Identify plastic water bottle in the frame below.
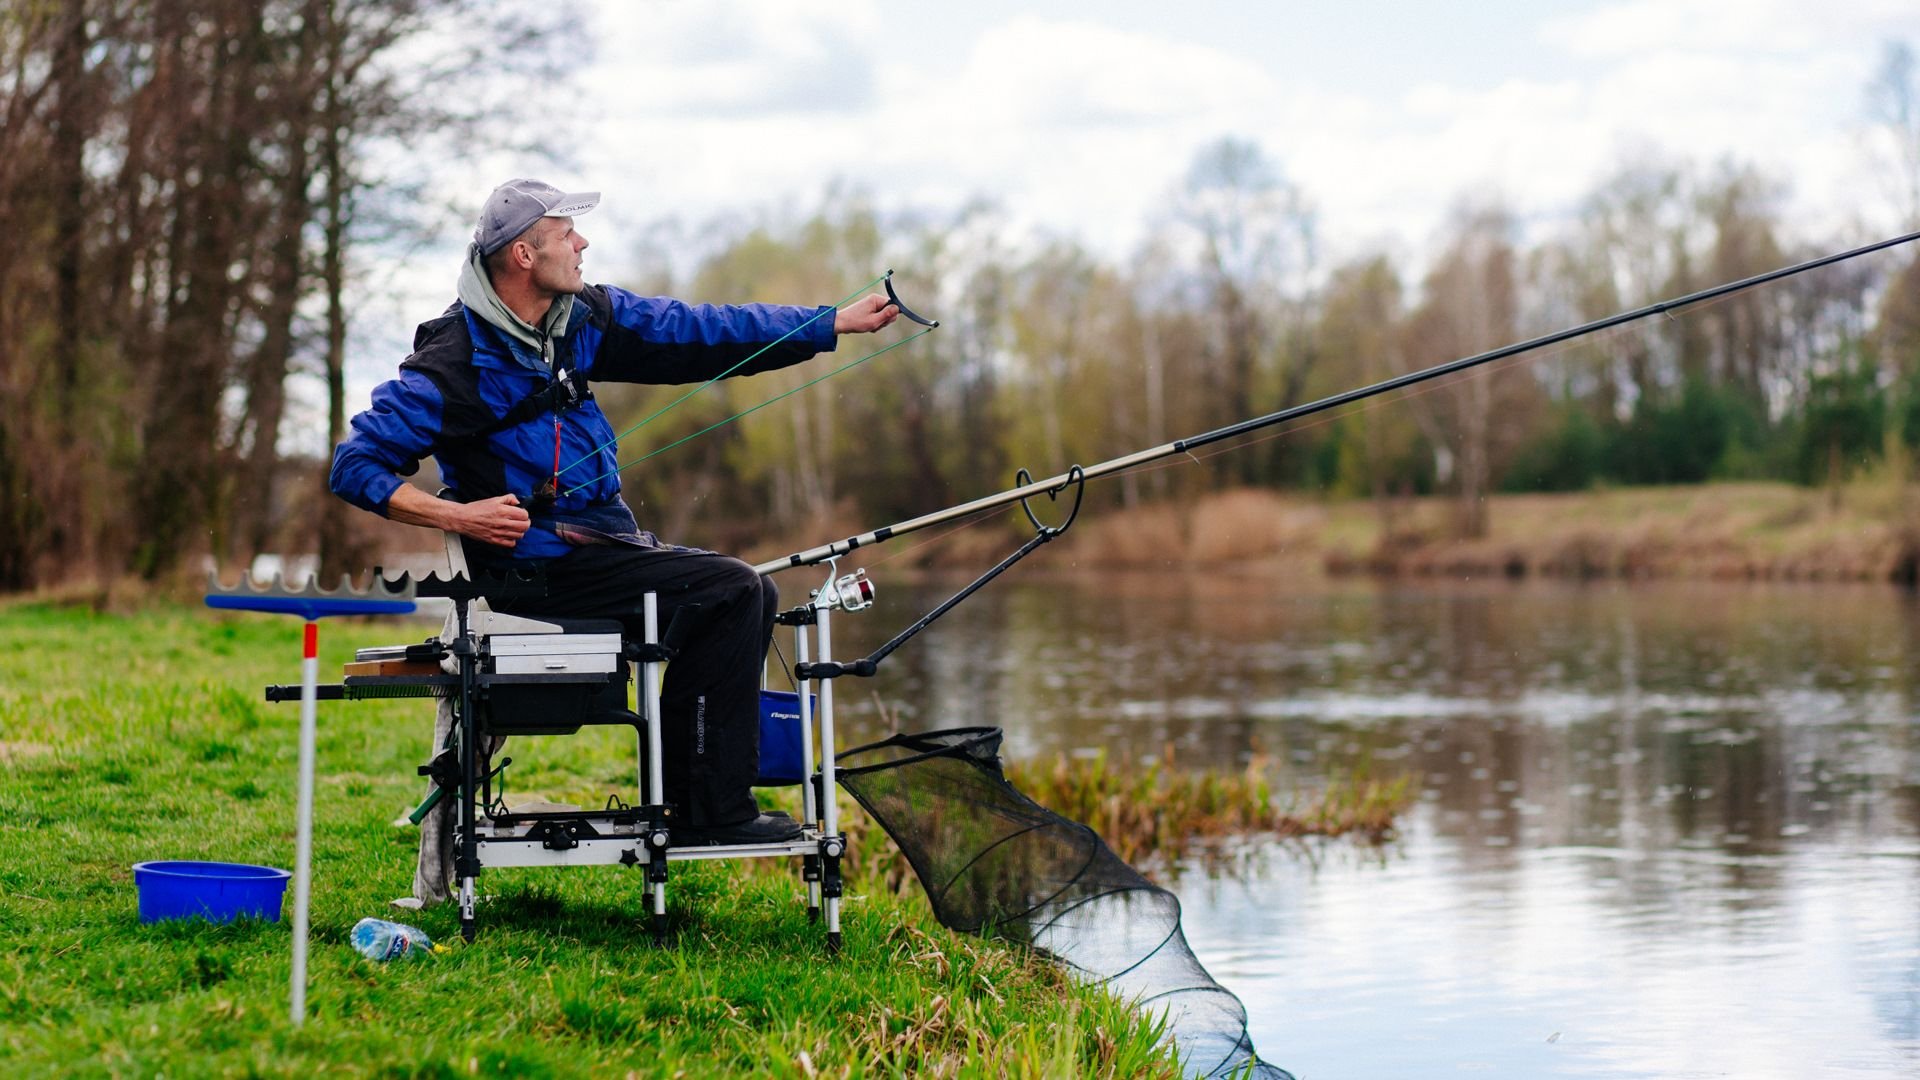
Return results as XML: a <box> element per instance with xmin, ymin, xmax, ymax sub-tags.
<box><xmin>350</xmin><ymin>917</ymin><xmax>436</xmax><ymax>961</ymax></box>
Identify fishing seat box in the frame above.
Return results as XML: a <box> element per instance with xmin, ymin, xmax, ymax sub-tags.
<box><xmin>481</xmin><ymin>618</ymin><xmax>632</xmax><ymax>737</ymax></box>
<box><xmin>482</xmin><ymin>629</ymin><xmax>810</xmax><ymax>784</ymax></box>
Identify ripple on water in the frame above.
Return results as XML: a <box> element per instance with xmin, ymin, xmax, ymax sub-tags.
<box><xmin>858</xmin><ymin>576</ymin><xmax>1920</xmax><ymax>1078</ymax></box>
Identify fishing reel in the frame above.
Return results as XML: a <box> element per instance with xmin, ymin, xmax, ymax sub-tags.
<box><xmin>814</xmin><ymin>565</ymin><xmax>875</xmax><ymax>613</ymax></box>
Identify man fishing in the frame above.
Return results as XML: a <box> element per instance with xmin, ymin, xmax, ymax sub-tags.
<box><xmin>330</xmin><ymin>179</ymin><xmax>899</xmax><ymax>860</ymax></box>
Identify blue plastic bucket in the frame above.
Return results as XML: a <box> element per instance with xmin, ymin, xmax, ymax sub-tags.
<box><xmin>757</xmin><ymin>690</ymin><xmax>813</xmax><ymax>786</ymax></box>
<box><xmin>132</xmin><ymin>861</ymin><xmax>292</xmax><ymax>924</ymax></box>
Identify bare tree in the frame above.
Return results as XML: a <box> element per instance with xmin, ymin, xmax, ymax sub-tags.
<box><xmin>1402</xmin><ymin>203</ymin><xmax>1530</xmax><ymax>539</ymax></box>
<box><xmin>1561</xmin><ymin>157</ymin><xmax>1694</xmax><ymax>418</ymax></box>
<box><xmin>1167</xmin><ymin>137</ymin><xmax>1317</xmax><ymax>486</ymax></box>
<box><xmin>0</xmin><ymin>0</ymin><xmax>573</xmax><ymax>589</ymax></box>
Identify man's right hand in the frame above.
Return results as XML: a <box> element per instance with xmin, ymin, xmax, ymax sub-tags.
<box><xmin>384</xmin><ymin>484</ymin><xmax>531</xmax><ymax>548</ymax></box>
<box><xmin>455</xmin><ymin>494</ymin><xmax>531</xmax><ymax>548</ymax></box>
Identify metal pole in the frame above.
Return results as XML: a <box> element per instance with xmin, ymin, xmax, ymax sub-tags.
<box><xmin>795</xmin><ymin>624</ymin><xmax>820</xmax><ymax>918</ymax></box>
<box><xmin>455</xmin><ymin>601</ymin><xmax>478</xmax><ymax>942</ymax></box>
<box><xmin>795</xmin><ymin>626</ymin><xmax>818</xmax><ymax>828</ymax></box>
<box><xmin>816</xmin><ymin>606</ymin><xmax>840</xmax><ymax>943</ymax></box>
<box><xmin>754</xmin><ymin>229</ymin><xmax>1920</xmax><ymax>576</ymax></box>
<box><xmin>643</xmin><ymin>594</ymin><xmax>666</xmax><ymax>926</ymax></box>
<box><xmin>643</xmin><ymin>594</ymin><xmax>665</xmax><ymax>810</ymax></box>
<box><xmin>290</xmin><ymin>620</ymin><xmax>318</xmax><ymax>1026</ymax></box>
<box><xmin>816</xmin><ymin>607</ymin><xmax>837</xmax><ymax>842</ymax></box>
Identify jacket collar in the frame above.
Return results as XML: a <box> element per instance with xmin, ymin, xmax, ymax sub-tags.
<box><xmin>455</xmin><ymin>243</ymin><xmax>577</xmax><ymax>374</ymax></box>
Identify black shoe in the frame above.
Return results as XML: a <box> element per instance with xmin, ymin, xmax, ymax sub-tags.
<box><xmin>670</xmin><ymin>812</ymin><xmax>803</xmax><ymax>847</ymax></box>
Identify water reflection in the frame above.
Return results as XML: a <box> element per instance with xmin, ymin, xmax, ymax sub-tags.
<box><xmin>811</xmin><ymin>569</ymin><xmax>1920</xmax><ymax>1077</ymax></box>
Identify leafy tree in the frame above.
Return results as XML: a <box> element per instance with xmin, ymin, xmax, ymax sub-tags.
<box><xmin>1606</xmin><ymin>379</ymin><xmax>1765</xmax><ymax>485</ymax></box>
<box><xmin>1797</xmin><ymin>360</ymin><xmax>1885</xmax><ymax>486</ymax></box>
<box><xmin>1501</xmin><ymin>405</ymin><xmax>1604</xmax><ymax>492</ymax></box>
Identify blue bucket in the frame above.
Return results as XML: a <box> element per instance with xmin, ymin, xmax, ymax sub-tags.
<box><xmin>132</xmin><ymin>861</ymin><xmax>292</xmax><ymax>924</ymax></box>
<box><xmin>757</xmin><ymin>689</ymin><xmax>813</xmax><ymax>786</ymax></box>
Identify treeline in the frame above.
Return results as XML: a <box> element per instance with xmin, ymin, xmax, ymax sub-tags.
<box><xmin>0</xmin><ymin>0</ymin><xmax>563</xmax><ymax>590</ymax></box>
<box><xmin>2</xmin><ymin>8</ymin><xmax>1918</xmax><ymax>588</ymax></box>
<box><xmin>615</xmin><ymin>139</ymin><xmax>1920</xmax><ymax>555</ymax></box>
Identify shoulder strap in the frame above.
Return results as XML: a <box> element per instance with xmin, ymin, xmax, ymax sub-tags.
<box><xmin>465</xmin><ymin>350</ymin><xmax>596</xmax><ymax>444</ymax></box>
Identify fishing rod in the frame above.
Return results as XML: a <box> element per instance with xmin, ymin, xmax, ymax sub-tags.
<box><xmin>754</xmin><ymin>228</ymin><xmax>1920</xmax><ymax>576</ymax></box>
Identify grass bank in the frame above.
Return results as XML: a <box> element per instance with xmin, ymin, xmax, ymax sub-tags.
<box><xmin>1048</xmin><ymin>477</ymin><xmax>1920</xmax><ymax>583</ymax></box>
<box><xmin>0</xmin><ymin>604</ymin><xmax>1393</xmax><ymax>1076</ymax></box>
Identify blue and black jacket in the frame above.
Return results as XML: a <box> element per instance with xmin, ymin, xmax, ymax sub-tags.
<box><xmin>329</xmin><ymin>284</ymin><xmax>836</xmax><ymax>560</ymax></box>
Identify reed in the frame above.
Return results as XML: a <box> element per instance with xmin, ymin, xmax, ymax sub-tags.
<box><xmin>1003</xmin><ymin>751</ymin><xmax>1413</xmax><ymax>866</ymax></box>
<box><xmin>893</xmin><ymin>478</ymin><xmax>1920</xmax><ymax>584</ymax></box>
<box><xmin>748</xmin><ymin>750</ymin><xmax>1411</xmax><ymax>904</ymax></box>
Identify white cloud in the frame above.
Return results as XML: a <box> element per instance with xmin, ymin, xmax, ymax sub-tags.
<box><xmin>928</xmin><ymin>15</ymin><xmax>1277</xmax><ymax>130</ymax></box>
<box><xmin>860</xmin><ymin>17</ymin><xmax>1282</xmax><ymax>251</ymax></box>
<box><xmin>1259</xmin><ymin>1</ymin><xmax>1914</xmax><ymax>262</ymax></box>
<box><xmin>1541</xmin><ymin>0</ymin><xmax>1918</xmax><ymax>56</ymax></box>
<box><xmin>565</xmin><ymin>8</ymin><xmax>1293</xmax><ymax>267</ymax></box>
<box><xmin>582</xmin><ymin>0</ymin><xmax>885</xmax><ymax>116</ymax></box>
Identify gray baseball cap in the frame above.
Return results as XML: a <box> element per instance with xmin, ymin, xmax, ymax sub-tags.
<box><xmin>473</xmin><ymin>179</ymin><xmax>600</xmax><ymax>256</ymax></box>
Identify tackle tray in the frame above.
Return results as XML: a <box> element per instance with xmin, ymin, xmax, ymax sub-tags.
<box><xmin>486</xmin><ymin>632</ymin><xmax>621</xmax><ymax>675</ymax></box>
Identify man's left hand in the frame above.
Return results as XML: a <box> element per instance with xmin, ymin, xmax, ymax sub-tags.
<box><xmin>834</xmin><ymin>294</ymin><xmax>899</xmax><ymax>334</ymax></box>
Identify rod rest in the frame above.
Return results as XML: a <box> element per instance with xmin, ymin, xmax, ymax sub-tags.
<box><xmin>402</xmin><ymin>639</ymin><xmax>449</xmax><ymax>662</ymax></box>
<box><xmin>266</xmin><ymin>683</ymin><xmax>347</xmax><ymax>702</ymax></box>
<box><xmin>783</xmin><ymin>465</ymin><xmax>1085</xmax><ymax>686</ymax></box>
<box><xmin>773</xmin><ymin>605</ymin><xmax>817</xmax><ymax>627</ymax></box>
<box><xmin>793</xmin><ymin>659</ymin><xmax>877</xmax><ymax>680</ymax></box>
<box><xmin>624</xmin><ymin>641</ymin><xmax>677</xmax><ymax>663</ymax></box>
<box><xmin>381</xmin><ymin>566</ymin><xmax>549</xmax><ymax>602</ymax></box>
<box><xmin>623</xmin><ymin>603</ymin><xmax>700</xmax><ymax>663</ymax></box>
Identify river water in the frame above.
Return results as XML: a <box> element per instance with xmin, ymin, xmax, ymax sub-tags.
<box><xmin>809</xmin><ymin>568</ymin><xmax>1920</xmax><ymax>1080</ymax></box>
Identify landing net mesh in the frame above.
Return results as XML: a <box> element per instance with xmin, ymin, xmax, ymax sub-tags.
<box><xmin>838</xmin><ymin>726</ymin><xmax>1292</xmax><ymax>1080</ymax></box>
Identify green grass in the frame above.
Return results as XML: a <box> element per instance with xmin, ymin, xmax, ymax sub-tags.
<box><xmin>0</xmin><ymin>603</ymin><xmax>1183</xmax><ymax>1078</ymax></box>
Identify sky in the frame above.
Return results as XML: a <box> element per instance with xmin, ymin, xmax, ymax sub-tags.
<box><xmin>553</xmin><ymin>0</ymin><xmax>1918</xmax><ymax>270</ymax></box>
<box><xmin>335</xmin><ymin>0</ymin><xmax>1920</xmax><ymax>425</ymax></box>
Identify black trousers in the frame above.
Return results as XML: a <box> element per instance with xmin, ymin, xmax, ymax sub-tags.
<box><xmin>484</xmin><ymin>544</ymin><xmax>778</xmax><ymax>827</ymax></box>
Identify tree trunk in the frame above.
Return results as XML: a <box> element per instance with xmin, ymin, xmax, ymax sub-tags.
<box><xmin>1142</xmin><ymin>324</ymin><xmax>1168</xmax><ymax>501</ymax></box>
<box><xmin>50</xmin><ymin>4</ymin><xmax>87</xmax><ymax>427</ymax></box>
<box><xmin>1458</xmin><ymin>375</ymin><xmax>1491</xmax><ymax>539</ymax></box>
<box><xmin>239</xmin><ymin>134</ymin><xmax>314</xmax><ymax>561</ymax></box>
<box><xmin>317</xmin><ymin>0</ymin><xmax>362</xmax><ymax>581</ymax></box>
<box><xmin>139</xmin><ymin>5</ymin><xmax>272</xmax><ymax>579</ymax></box>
